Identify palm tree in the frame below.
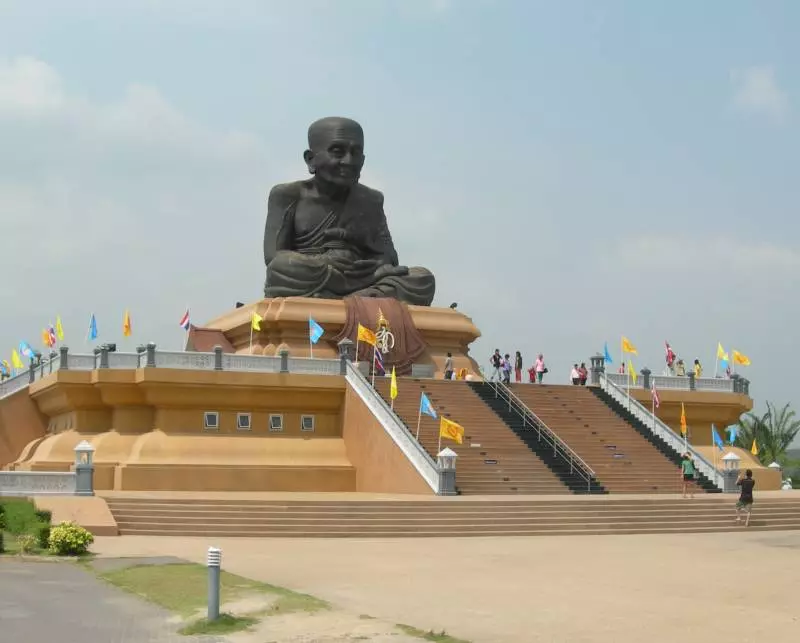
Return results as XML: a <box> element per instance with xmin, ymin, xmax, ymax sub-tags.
<box><xmin>735</xmin><ymin>402</ymin><xmax>800</xmax><ymax>466</ymax></box>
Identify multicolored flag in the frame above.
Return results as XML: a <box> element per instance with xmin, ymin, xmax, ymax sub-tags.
<box><xmin>18</xmin><ymin>342</ymin><xmax>34</xmax><ymax>360</ymax></box>
<box><xmin>373</xmin><ymin>347</ymin><xmax>385</xmax><ymax>374</ymax></box>
<box><xmin>651</xmin><ymin>383</ymin><xmax>661</xmax><ymax>409</ymax></box>
<box><xmin>48</xmin><ymin>325</ymin><xmax>57</xmax><ymax>348</ymax></box>
<box><xmin>179</xmin><ymin>310</ymin><xmax>191</xmax><ymax>331</ymax></box>
<box><xmin>665</xmin><ymin>341</ymin><xmax>676</xmax><ymax>367</ymax></box>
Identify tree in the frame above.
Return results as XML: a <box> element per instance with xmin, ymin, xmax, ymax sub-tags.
<box><xmin>735</xmin><ymin>402</ymin><xmax>800</xmax><ymax>466</ymax></box>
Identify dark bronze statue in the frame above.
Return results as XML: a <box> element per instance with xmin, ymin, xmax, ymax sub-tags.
<box><xmin>263</xmin><ymin>117</ymin><xmax>435</xmax><ymax>306</ymax></box>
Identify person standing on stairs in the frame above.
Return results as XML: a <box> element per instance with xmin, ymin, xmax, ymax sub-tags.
<box><xmin>443</xmin><ymin>352</ymin><xmax>454</xmax><ymax>381</ymax></box>
<box><xmin>578</xmin><ymin>362</ymin><xmax>588</xmax><ymax>385</ymax></box>
<box><xmin>514</xmin><ymin>351</ymin><xmax>523</xmax><ymax>383</ymax></box>
<box><xmin>534</xmin><ymin>353</ymin><xmax>547</xmax><ymax>384</ymax></box>
<box><xmin>489</xmin><ymin>349</ymin><xmax>502</xmax><ymax>381</ymax></box>
<box><xmin>693</xmin><ymin>359</ymin><xmax>703</xmax><ymax>379</ymax></box>
<box><xmin>502</xmin><ymin>353</ymin><xmax>513</xmax><ymax>384</ymax></box>
<box><xmin>680</xmin><ymin>453</ymin><xmax>697</xmax><ymax>499</ymax></box>
<box><xmin>570</xmin><ymin>364</ymin><xmax>580</xmax><ymax>385</ymax></box>
<box><xmin>735</xmin><ymin>469</ymin><xmax>755</xmax><ymax>527</ymax></box>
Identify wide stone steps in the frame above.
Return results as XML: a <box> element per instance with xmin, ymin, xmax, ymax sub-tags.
<box><xmin>105</xmin><ymin>497</ymin><xmax>800</xmax><ymax>537</ymax></box>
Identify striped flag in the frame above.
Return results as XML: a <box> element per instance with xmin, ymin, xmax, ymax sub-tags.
<box><xmin>651</xmin><ymin>382</ymin><xmax>661</xmax><ymax>409</ymax></box>
<box><xmin>373</xmin><ymin>347</ymin><xmax>385</xmax><ymax>375</ymax></box>
<box><xmin>179</xmin><ymin>310</ymin><xmax>191</xmax><ymax>331</ymax></box>
<box><xmin>665</xmin><ymin>341</ymin><xmax>676</xmax><ymax>367</ymax></box>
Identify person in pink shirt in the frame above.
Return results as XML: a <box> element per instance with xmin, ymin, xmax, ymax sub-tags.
<box><xmin>534</xmin><ymin>354</ymin><xmax>546</xmax><ymax>383</ymax></box>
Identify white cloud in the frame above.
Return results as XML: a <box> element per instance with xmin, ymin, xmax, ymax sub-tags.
<box><xmin>730</xmin><ymin>66</ymin><xmax>789</xmax><ymax>121</ymax></box>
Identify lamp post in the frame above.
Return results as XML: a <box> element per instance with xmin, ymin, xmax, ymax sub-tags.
<box><xmin>73</xmin><ymin>440</ymin><xmax>95</xmax><ymax>496</ymax></box>
<box><xmin>207</xmin><ymin>546</ymin><xmax>222</xmax><ymax>621</ymax></box>
<box><xmin>721</xmin><ymin>452</ymin><xmax>741</xmax><ymax>493</ymax></box>
<box><xmin>437</xmin><ymin>447</ymin><xmax>458</xmax><ymax>496</ymax></box>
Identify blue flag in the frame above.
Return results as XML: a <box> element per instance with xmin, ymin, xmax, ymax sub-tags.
<box><xmin>308</xmin><ymin>318</ymin><xmax>324</xmax><ymax>344</ymax></box>
<box><xmin>88</xmin><ymin>314</ymin><xmax>98</xmax><ymax>341</ymax></box>
<box><xmin>603</xmin><ymin>342</ymin><xmax>613</xmax><ymax>364</ymax></box>
<box><xmin>18</xmin><ymin>341</ymin><xmax>34</xmax><ymax>359</ymax></box>
<box><xmin>711</xmin><ymin>424</ymin><xmax>725</xmax><ymax>451</ymax></box>
<box><xmin>419</xmin><ymin>392</ymin><xmax>437</xmax><ymax>419</ymax></box>
<box><xmin>726</xmin><ymin>425</ymin><xmax>738</xmax><ymax>445</ymax></box>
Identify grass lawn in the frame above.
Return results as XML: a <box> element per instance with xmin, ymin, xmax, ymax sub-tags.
<box><xmin>0</xmin><ymin>498</ymin><xmax>50</xmax><ymax>555</ymax></box>
<box><xmin>97</xmin><ymin>562</ymin><xmax>329</xmax><ymax>618</ymax></box>
<box><xmin>397</xmin><ymin>624</ymin><xmax>472</xmax><ymax>643</ymax></box>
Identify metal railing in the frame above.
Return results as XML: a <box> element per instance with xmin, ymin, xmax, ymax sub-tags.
<box><xmin>605</xmin><ymin>372</ymin><xmax>738</xmax><ymax>393</ymax></box>
<box><xmin>345</xmin><ymin>361</ymin><xmax>441</xmax><ymax>493</ymax></box>
<box><xmin>599</xmin><ymin>372</ymin><xmax>722</xmax><ymax>490</ymax></box>
<box><xmin>486</xmin><ymin>380</ymin><xmax>597</xmax><ymax>492</ymax></box>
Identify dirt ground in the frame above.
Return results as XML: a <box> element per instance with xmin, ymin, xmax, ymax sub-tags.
<box><xmin>92</xmin><ymin>529</ymin><xmax>800</xmax><ymax>643</ymax></box>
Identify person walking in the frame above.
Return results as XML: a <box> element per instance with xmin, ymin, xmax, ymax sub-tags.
<box><xmin>514</xmin><ymin>351</ymin><xmax>523</xmax><ymax>383</ymax></box>
<box><xmin>570</xmin><ymin>364</ymin><xmax>580</xmax><ymax>385</ymax></box>
<box><xmin>680</xmin><ymin>453</ymin><xmax>696</xmax><ymax>499</ymax></box>
<box><xmin>735</xmin><ymin>469</ymin><xmax>756</xmax><ymax>527</ymax></box>
<box><xmin>502</xmin><ymin>353</ymin><xmax>513</xmax><ymax>385</ymax></box>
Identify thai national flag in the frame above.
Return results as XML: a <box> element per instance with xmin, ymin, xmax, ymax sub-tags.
<box><xmin>179</xmin><ymin>310</ymin><xmax>191</xmax><ymax>331</ymax></box>
<box><xmin>373</xmin><ymin>347</ymin><xmax>385</xmax><ymax>374</ymax></box>
<box><xmin>664</xmin><ymin>341</ymin><xmax>676</xmax><ymax>367</ymax></box>
<box><xmin>651</xmin><ymin>383</ymin><xmax>661</xmax><ymax>409</ymax></box>
<box><xmin>48</xmin><ymin>326</ymin><xmax>57</xmax><ymax>348</ymax></box>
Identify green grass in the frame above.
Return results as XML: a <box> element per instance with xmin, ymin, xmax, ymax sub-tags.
<box><xmin>1</xmin><ymin>499</ymin><xmax>50</xmax><ymax>556</ymax></box>
<box><xmin>178</xmin><ymin>613</ymin><xmax>258</xmax><ymax>636</ymax></box>
<box><xmin>98</xmin><ymin>563</ymin><xmax>329</xmax><ymax>618</ymax></box>
<box><xmin>397</xmin><ymin>624</ymin><xmax>472</xmax><ymax>643</ymax></box>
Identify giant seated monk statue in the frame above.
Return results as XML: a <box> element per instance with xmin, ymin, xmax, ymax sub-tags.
<box><xmin>263</xmin><ymin>117</ymin><xmax>436</xmax><ymax>306</ymax></box>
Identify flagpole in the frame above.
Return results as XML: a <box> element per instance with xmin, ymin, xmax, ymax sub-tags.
<box><xmin>309</xmin><ymin>333</ymin><xmax>313</xmax><ymax>359</ymax></box>
<box><xmin>415</xmin><ymin>406</ymin><xmax>422</xmax><ymax>440</ymax></box>
<box><xmin>371</xmin><ymin>344</ymin><xmax>376</xmax><ymax>387</ymax></box>
<box><xmin>355</xmin><ymin>338</ymin><xmax>360</xmax><ymax>366</ymax></box>
<box><xmin>437</xmin><ymin>424</ymin><xmax>442</xmax><ymax>454</ymax></box>
<box><xmin>249</xmin><ymin>317</ymin><xmax>254</xmax><ymax>355</ymax></box>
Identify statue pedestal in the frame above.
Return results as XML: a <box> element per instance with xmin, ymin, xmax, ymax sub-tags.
<box><xmin>198</xmin><ymin>298</ymin><xmax>482</xmax><ymax>379</ymax></box>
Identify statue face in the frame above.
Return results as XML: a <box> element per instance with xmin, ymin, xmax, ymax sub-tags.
<box><xmin>305</xmin><ymin>132</ymin><xmax>365</xmax><ymax>187</ymax></box>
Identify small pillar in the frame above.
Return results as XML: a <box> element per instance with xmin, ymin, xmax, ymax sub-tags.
<box><xmin>74</xmin><ymin>440</ymin><xmax>95</xmax><ymax>496</ymax></box>
<box><xmin>687</xmin><ymin>372</ymin><xmax>696</xmax><ymax>391</ymax></box>
<box><xmin>48</xmin><ymin>351</ymin><xmax>57</xmax><ymax>374</ymax></box>
<box><xmin>59</xmin><ymin>346</ymin><xmax>69</xmax><ymax>370</ymax></box>
<box><xmin>28</xmin><ymin>362</ymin><xmax>35</xmax><ymax>383</ymax></box>
<box><xmin>338</xmin><ymin>338</ymin><xmax>355</xmax><ymax>362</ymax></box>
<box><xmin>741</xmin><ymin>378</ymin><xmax>750</xmax><ymax>396</ymax></box>
<box><xmin>641</xmin><ymin>367</ymin><xmax>652</xmax><ymax>390</ymax></box>
<box><xmin>146</xmin><ymin>342</ymin><xmax>157</xmax><ymax>367</ymax></box>
<box><xmin>279</xmin><ymin>349</ymin><xmax>289</xmax><ymax>373</ymax></box>
<box><xmin>589</xmin><ymin>353</ymin><xmax>605</xmax><ymax>386</ymax></box>
<box><xmin>213</xmin><ymin>345</ymin><xmax>223</xmax><ymax>371</ymax></box>
<box><xmin>99</xmin><ymin>345</ymin><xmax>110</xmax><ymax>369</ymax></box>
<box><xmin>721</xmin><ymin>452</ymin><xmax>741</xmax><ymax>493</ymax></box>
<box><xmin>730</xmin><ymin>373</ymin><xmax>741</xmax><ymax>393</ymax></box>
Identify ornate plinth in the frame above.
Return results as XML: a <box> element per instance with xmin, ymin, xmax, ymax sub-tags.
<box><xmin>195</xmin><ymin>297</ymin><xmax>482</xmax><ymax>379</ymax></box>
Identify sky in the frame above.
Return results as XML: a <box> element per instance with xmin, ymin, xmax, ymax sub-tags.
<box><xmin>0</xmin><ymin>1</ymin><xmax>797</xmax><ymax>432</ymax></box>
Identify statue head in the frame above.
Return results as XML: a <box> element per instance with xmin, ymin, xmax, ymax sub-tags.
<box><xmin>304</xmin><ymin>117</ymin><xmax>365</xmax><ymax>187</ymax></box>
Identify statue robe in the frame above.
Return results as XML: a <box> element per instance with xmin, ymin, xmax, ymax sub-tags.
<box><xmin>263</xmin><ymin>180</ymin><xmax>435</xmax><ymax>305</ymax></box>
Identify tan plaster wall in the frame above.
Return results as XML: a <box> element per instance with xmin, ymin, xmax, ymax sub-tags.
<box><xmin>0</xmin><ymin>388</ymin><xmax>48</xmax><ymax>468</ymax></box>
<box><xmin>342</xmin><ymin>385</ymin><xmax>433</xmax><ymax>494</ymax></box>
<box><xmin>34</xmin><ymin>496</ymin><xmax>118</xmax><ymax>536</ymax></box>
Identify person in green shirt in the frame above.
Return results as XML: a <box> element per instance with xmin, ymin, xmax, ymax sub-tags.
<box><xmin>680</xmin><ymin>453</ymin><xmax>696</xmax><ymax>499</ymax></box>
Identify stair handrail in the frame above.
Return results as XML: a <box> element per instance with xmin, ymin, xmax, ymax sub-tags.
<box><xmin>344</xmin><ymin>361</ymin><xmax>441</xmax><ymax>493</ymax></box>
<box><xmin>486</xmin><ymin>380</ymin><xmax>597</xmax><ymax>491</ymax></box>
<box><xmin>598</xmin><ymin>372</ymin><xmax>722</xmax><ymax>490</ymax></box>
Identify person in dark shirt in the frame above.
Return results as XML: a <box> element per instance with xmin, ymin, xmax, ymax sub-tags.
<box><xmin>735</xmin><ymin>469</ymin><xmax>756</xmax><ymax>527</ymax></box>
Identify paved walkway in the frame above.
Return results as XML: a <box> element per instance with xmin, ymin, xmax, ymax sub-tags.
<box><xmin>0</xmin><ymin>559</ymin><xmax>218</xmax><ymax>642</ymax></box>
<box><xmin>92</xmin><ymin>529</ymin><xmax>800</xmax><ymax>643</ymax></box>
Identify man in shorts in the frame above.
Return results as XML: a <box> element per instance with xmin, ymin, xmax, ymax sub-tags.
<box><xmin>735</xmin><ymin>469</ymin><xmax>755</xmax><ymax>526</ymax></box>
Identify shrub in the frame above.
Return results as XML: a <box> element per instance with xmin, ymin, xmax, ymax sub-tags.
<box><xmin>0</xmin><ymin>531</ymin><xmax>4</xmax><ymax>554</ymax></box>
<box><xmin>48</xmin><ymin>521</ymin><xmax>94</xmax><ymax>556</ymax></box>
<box><xmin>34</xmin><ymin>509</ymin><xmax>52</xmax><ymax>524</ymax></box>
<box><xmin>36</xmin><ymin>524</ymin><xmax>51</xmax><ymax>550</ymax></box>
<box><xmin>16</xmin><ymin>534</ymin><xmax>37</xmax><ymax>554</ymax></box>
<box><xmin>0</xmin><ymin>504</ymin><xmax>5</xmax><ymax>530</ymax></box>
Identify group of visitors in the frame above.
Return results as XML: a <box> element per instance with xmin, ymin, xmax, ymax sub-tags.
<box><xmin>569</xmin><ymin>363</ymin><xmax>589</xmax><ymax>385</ymax></box>
<box><xmin>487</xmin><ymin>350</ymin><xmax>548</xmax><ymax>384</ymax></box>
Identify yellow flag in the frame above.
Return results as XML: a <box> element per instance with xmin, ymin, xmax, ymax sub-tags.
<box><xmin>750</xmin><ymin>439</ymin><xmax>758</xmax><ymax>456</ymax></box>
<box><xmin>680</xmin><ymin>403</ymin><xmax>687</xmax><ymax>436</ymax></box>
<box><xmin>439</xmin><ymin>416</ymin><xmax>464</xmax><ymax>445</ymax></box>
<box><xmin>251</xmin><ymin>312</ymin><xmax>263</xmax><ymax>331</ymax></box>
<box><xmin>732</xmin><ymin>350</ymin><xmax>751</xmax><ymax>366</ymax></box>
<box><xmin>357</xmin><ymin>324</ymin><xmax>376</xmax><ymax>346</ymax></box>
<box><xmin>621</xmin><ymin>337</ymin><xmax>637</xmax><ymax>355</ymax></box>
<box><xmin>716</xmin><ymin>342</ymin><xmax>726</xmax><ymax>360</ymax></box>
<box><xmin>390</xmin><ymin>367</ymin><xmax>398</xmax><ymax>400</ymax></box>
<box><xmin>122</xmin><ymin>310</ymin><xmax>132</xmax><ymax>337</ymax></box>
<box><xmin>41</xmin><ymin>329</ymin><xmax>51</xmax><ymax>348</ymax></box>
<box><xmin>55</xmin><ymin>316</ymin><xmax>64</xmax><ymax>340</ymax></box>
<box><xmin>628</xmin><ymin>360</ymin><xmax>637</xmax><ymax>385</ymax></box>
<box><xmin>11</xmin><ymin>349</ymin><xmax>24</xmax><ymax>369</ymax></box>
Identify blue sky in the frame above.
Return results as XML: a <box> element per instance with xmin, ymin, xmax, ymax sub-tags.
<box><xmin>1</xmin><ymin>1</ymin><xmax>797</xmax><ymax>434</ymax></box>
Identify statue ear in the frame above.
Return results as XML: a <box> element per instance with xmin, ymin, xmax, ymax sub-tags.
<box><xmin>303</xmin><ymin>149</ymin><xmax>316</xmax><ymax>175</ymax></box>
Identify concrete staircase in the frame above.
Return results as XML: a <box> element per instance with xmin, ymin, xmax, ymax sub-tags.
<box><xmin>505</xmin><ymin>384</ymin><xmax>717</xmax><ymax>494</ymax></box>
<box><xmin>373</xmin><ymin>379</ymin><xmax>571</xmax><ymax>495</ymax></box>
<box><xmin>105</xmin><ymin>495</ymin><xmax>800</xmax><ymax>537</ymax></box>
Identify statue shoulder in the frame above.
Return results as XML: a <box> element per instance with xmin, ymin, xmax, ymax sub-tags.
<box><xmin>268</xmin><ymin>180</ymin><xmax>305</xmax><ymax>207</ymax></box>
<box><xmin>353</xmin><ymin>183</ymin><xmax>385</xmax><ymax>209</ymax></box>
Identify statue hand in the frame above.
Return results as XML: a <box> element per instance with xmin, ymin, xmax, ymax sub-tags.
<box><xmin>323</xmin><ymin>228</ymin><xmax>348</xmax><ymax>241</ymax></box>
